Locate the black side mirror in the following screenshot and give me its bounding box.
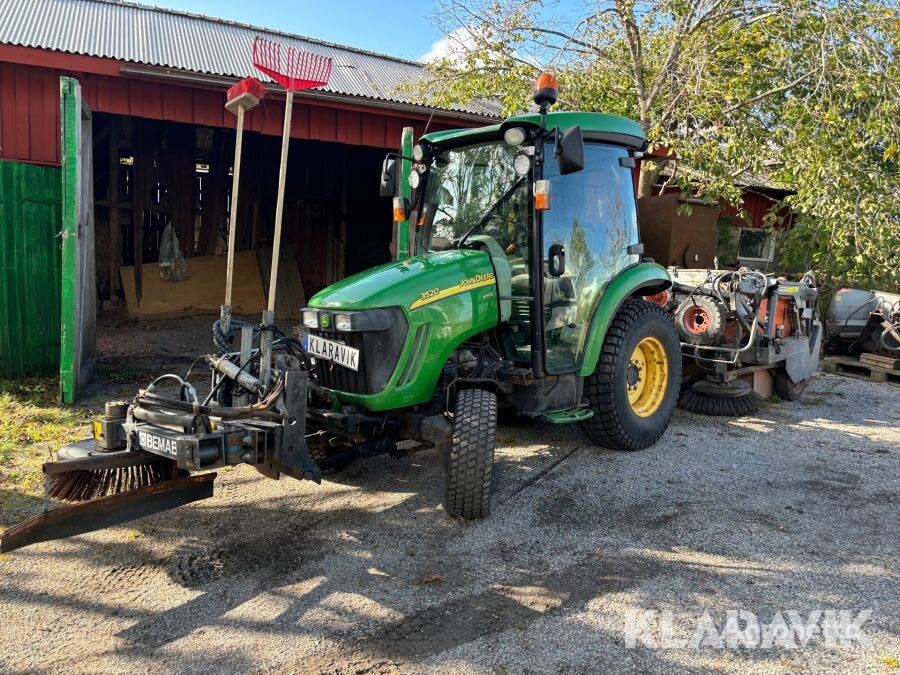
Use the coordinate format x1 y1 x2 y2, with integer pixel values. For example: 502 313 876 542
548 243 566 277
380 157 397 197
556 126 584 175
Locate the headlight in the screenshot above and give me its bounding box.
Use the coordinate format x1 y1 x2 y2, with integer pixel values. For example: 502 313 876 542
334 313 353 332
513 152 532 176
504 126 526 146
301 310 318 328
408 168 420 189
412 144 426 161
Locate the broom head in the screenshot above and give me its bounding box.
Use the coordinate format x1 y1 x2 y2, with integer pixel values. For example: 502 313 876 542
225 77 269 115
679 378 765 417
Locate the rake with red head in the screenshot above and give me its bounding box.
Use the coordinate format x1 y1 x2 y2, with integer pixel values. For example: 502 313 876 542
251 37 333 387
252 38 333 93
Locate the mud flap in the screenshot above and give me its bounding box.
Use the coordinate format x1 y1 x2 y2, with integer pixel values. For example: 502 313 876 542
785 320 822 383
0 473 216 554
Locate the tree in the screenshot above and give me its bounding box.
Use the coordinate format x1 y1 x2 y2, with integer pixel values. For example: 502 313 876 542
415 0 900 289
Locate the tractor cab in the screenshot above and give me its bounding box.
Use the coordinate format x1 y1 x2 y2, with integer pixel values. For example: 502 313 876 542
396 77 648 386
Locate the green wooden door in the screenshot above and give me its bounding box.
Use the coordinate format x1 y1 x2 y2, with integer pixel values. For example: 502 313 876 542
0 161 62 377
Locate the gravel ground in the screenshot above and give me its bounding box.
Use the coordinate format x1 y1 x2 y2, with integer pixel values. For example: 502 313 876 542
0 371 897 674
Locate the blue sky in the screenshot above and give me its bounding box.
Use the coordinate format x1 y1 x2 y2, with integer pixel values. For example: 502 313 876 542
151 0 578 62
156 0 451 61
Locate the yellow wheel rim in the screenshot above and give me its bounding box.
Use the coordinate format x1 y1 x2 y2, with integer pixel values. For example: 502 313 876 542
625 336 668 417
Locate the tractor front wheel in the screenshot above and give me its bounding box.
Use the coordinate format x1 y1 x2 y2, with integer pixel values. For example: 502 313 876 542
445 388 497 519
581 299 681 451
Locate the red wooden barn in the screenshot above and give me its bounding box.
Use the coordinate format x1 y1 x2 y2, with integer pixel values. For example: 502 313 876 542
0 0 498 384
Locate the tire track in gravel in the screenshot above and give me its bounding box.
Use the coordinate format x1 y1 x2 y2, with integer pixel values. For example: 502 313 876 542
494 444 582 508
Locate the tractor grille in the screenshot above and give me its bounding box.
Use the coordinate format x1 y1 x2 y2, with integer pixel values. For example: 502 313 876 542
308 308 408 396
313 331 370 394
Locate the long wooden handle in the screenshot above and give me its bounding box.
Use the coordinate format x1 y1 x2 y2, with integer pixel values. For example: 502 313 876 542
268 89 294 314
224 105 246 308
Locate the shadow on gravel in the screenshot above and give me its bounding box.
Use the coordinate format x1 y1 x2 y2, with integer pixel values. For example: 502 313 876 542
0 488 48 530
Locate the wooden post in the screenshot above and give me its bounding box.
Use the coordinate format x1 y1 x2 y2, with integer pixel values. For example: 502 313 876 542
237 325 253 406
337 146 348 281
59 77 79 403
107 118 120 303
170 124 195 259
131 120 149 306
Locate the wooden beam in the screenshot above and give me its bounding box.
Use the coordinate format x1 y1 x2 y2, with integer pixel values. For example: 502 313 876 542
170 123 195 257
107 116 121 300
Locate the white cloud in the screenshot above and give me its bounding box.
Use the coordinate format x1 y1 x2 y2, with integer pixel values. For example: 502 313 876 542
421 26 482 65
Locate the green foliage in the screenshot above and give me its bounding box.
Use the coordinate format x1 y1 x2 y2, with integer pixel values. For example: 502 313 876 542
416 0 900 289
0 378 95 526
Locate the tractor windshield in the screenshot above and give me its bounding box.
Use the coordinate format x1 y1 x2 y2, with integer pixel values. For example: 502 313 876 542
419 141 529 253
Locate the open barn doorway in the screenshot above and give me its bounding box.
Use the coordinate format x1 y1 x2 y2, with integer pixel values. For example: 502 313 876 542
90 113 393 316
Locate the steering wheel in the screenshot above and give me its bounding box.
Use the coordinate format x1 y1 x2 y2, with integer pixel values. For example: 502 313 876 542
504 226 530 256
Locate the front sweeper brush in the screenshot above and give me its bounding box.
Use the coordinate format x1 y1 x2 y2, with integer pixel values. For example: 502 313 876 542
44 401 181 502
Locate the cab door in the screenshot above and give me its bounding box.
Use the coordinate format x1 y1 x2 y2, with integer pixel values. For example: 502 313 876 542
540 143 640 374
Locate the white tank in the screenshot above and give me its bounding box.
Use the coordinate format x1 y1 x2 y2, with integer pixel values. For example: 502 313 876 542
827 287 900 339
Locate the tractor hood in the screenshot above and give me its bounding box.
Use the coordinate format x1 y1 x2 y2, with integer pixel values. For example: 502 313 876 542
308 248 496 312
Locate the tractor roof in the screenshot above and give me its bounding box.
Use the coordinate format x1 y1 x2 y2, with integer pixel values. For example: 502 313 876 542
422 111 647 150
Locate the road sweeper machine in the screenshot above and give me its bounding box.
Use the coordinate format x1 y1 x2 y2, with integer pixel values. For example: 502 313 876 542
2 74 690 552
660 267 822 415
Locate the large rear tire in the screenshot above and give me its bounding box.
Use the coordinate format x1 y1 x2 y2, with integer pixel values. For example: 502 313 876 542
580 299 681 451
445 388 496 519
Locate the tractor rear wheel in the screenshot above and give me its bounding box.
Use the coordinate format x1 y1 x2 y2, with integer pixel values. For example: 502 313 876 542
581 299 681 451
445 388 497 519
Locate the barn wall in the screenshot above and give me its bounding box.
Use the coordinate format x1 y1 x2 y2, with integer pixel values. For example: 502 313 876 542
0 54 471 166
0 61 62 165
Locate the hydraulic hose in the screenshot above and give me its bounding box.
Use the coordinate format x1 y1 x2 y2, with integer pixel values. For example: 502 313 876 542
132 406 210 431
136 396 285 421
136 375 285 421
672 282 720 299
212 318 259 355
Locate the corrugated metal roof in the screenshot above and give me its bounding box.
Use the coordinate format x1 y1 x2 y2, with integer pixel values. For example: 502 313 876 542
0 0 502 118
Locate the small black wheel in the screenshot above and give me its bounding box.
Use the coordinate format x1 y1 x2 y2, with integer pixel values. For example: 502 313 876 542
445 388 497 519
775 368 809 401
581 299 681 451
673 295 726 345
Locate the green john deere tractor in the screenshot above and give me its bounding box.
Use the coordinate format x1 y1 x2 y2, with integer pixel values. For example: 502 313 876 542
299 75 681 518
0 75 681 553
